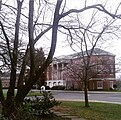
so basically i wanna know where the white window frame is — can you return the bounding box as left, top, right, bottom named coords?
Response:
left=53, top=82, right=56, bottom=86
left=97, top=81, right=103, bottom=89
left=110, top=81, right=114, bottom=88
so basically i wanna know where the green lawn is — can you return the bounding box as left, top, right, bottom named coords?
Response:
left=54, top=101, right=121, bottom=120
left=27, top=91, right=41, bottom=96
left=2, top=90, right=121, bottom=120
left=2, top=89, right=41, bottom=97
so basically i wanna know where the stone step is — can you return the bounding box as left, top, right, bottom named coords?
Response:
left=52, top=110, right=86, bottom=120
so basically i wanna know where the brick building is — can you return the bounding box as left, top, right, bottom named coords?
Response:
left=46, top=48, right=116, bottom=90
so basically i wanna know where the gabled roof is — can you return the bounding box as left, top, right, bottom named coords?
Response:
left=54, top=48, right=115, bottom=60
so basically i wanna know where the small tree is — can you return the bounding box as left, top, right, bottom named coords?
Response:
left=62, top=5, right=120, bottom=107
left=25, top=48, right=46, bottom=88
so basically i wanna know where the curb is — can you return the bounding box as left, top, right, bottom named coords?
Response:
left=55, top=98, right=121, bottom=105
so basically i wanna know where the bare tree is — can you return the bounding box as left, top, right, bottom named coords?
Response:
left=0, top=0, right=61, bottom=117
left=64, top=48, right=115, bottom=106
left=62, top=7, right=120, bottom=107
left=0, top=0, right=120, bottom=118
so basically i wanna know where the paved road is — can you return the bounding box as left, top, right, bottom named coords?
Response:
left=51, top=90, right=121, bottom=104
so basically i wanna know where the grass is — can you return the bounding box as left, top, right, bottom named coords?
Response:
left=36, top=114, right=70, bottom=120
left=2, top=90, right=121, bottom=119
left=53, top=101, right=121, bottom=120
left=27, top=91, right=41, bottom=96
left=2, top=89, right=41, bottom=97
left=1, top=90, right=70, bottom=120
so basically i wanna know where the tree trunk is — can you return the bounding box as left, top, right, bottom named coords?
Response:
left=84, top=79, right=90, bottom=107
left=2, top=99, right=16, bottom=118
left=2, top=1, right=23, bottom=118
left=0, top=0, right=2, bottom=11
left=14, top=0, right=63, bottom=106
left=84, top=85, right=89, bottom=107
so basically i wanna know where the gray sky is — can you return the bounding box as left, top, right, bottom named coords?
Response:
left=1, top=0, right=121, bottom=77
left=2, top=0, right=121, bottom=58
left=52, top=0, right=121, bottom=58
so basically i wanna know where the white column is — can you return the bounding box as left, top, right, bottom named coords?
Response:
left=61, top=63, right=64, bottom=80
left=51, top=63, right=54, bottom=80
left=57, top=62, right=59, bottom=80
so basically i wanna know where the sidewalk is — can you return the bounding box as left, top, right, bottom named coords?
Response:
left=55, top=98, right=121, bottom=105
left=52, top=110, right=85, bottom=120
left=49, top=90, right=121, bottom=94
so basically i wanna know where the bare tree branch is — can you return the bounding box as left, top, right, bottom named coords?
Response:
left=0, top=21, right=12, bottom=62
left=60, top=4, right=121, bottom=19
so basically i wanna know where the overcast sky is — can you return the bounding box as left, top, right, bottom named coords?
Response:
left=51, top=0, right=121, bottom=59
left=1, top=0, right=121, bottom=77
left=2, top=0, right=121, bottom=59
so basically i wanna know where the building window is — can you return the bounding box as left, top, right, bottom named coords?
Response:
left=53, top=82, right=56, bottom=86
left=53, top=64, right=57, bottom=70
left=97, top=65, right=103, bottom=73
left=48, top=82, right=51, bottom=86
left=53, top=72, right=57, bottom=80
left=58, top=81, right=61, bottom=86
left=97, top=81, right=103, bottom=89
left=109, top=65, right=114, bottom=73
left=110, top=81, right=114, bottom=88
